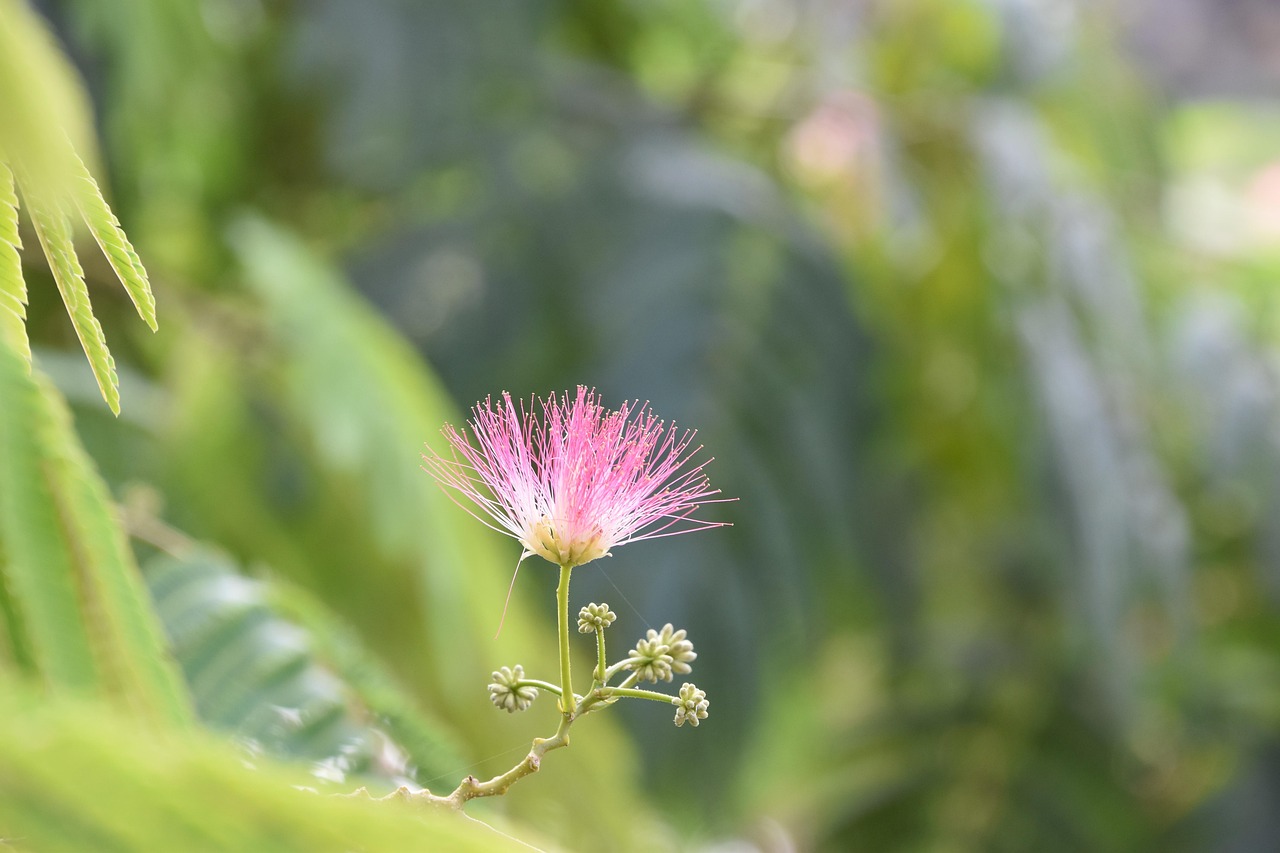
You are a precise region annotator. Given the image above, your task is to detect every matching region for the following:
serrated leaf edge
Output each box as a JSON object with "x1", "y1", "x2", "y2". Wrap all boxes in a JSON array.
[
  {"x1": 70, "y1": 152, "x2": 157, "y2": 332},
  {"x1": 19, "y1": 182, "x2": 120, "y2": 415},
  {"x1": 0, "y1": 163, "x2": 29, "y2": 361}
]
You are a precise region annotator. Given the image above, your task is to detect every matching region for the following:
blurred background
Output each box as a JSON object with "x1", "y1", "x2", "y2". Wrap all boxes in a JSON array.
[{"x1": 11, "y1": 0, "x2": 1280, "y2": 849}]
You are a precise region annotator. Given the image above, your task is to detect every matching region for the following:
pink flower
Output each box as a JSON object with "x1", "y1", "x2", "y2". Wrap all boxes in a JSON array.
[{"x1": 423, "y1": 386, "x2": 728, "y2": 568}]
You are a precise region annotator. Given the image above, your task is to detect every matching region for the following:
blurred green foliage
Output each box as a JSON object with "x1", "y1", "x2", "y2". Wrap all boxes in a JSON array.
[
  {"x1": 0, "y1": 670, "x2": 533, "y2": 851},
  {"x1": 4, "y1": 0, "x2": 1280, "y2": 849}
]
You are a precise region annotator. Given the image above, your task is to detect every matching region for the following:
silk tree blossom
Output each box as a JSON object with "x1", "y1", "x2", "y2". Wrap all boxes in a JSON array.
[
  {"x1": 382, "y1": 387, "x2": 720, "y2": 813},
  {"x1": 422, "y1": 386, "x2": 727, "y2": 569}
]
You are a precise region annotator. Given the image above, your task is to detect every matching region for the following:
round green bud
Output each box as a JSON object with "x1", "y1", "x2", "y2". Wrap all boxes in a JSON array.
[{"x1": 488, "y1": 664, "x2": 538, "y2": 713}]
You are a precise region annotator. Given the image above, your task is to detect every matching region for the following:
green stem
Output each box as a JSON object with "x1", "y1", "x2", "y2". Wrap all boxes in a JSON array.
[
  {"x1": 595, "y1": 627, "x2": 608, "y2": 683},
  {"x1": 603, "y1": 659, "x2": 631, "y2": 682},
  {"x1": 557, "y1": 564, "x2": 576, "y2": 714},
  {"x1": 353, "y1": 674, "x2": 668, "y2": 812},
  {"x1": 593, "y1": 685, "x2": 675, "y2": 704},
  {"x1": 443, "y1": 713, "x2": 574, "y2": 808},
  {"x1": 351, "y1": 565, "x2": 687, "y2": 813},
  {"x1": 514, "y1": 679, "x2": 563, "y2": 695}
]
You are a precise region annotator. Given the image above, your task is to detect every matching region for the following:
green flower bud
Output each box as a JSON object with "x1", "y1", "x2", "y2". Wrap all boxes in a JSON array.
[
  {"x1": 577, "y1": 602, "x2": 617, "y2": 634},
  {"x1": 625, "y1": 637, "x2": 674, "y2": 683},
  {"x1": 647, "y1": 623, "x2": 696, "y2": 676},
  {"x1": 673, "y1": 682, "x2": 709, "y2": 728},
  {"x1": 488, "y1": 665, "x2": 538, "y2": 713}
]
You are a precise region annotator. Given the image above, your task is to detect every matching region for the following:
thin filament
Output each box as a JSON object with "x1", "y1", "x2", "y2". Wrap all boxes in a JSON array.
[{"x1": 494, "y1": 550, "x2": 529, "y2": 639}]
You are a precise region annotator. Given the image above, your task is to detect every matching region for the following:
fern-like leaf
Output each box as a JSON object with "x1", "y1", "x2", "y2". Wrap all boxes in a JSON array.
[
  {"x1": 71, "y1": 152, "x2": 157, "y2": 331},
  {"x1": 0, "y1": 347, "x2": 97, "y2": 691},
  {"x1": 143, "y1": 547, "x2": 467, "y2": 787},
  {"x1": 0, "y1": 163, "x2": 28, "y2": 361},
  {"x1": 21, "y1": 186, "x2": 120, "y2": 415},
  {"x1": 0, "y1": 0, "x2": 155, "y2": 410}
]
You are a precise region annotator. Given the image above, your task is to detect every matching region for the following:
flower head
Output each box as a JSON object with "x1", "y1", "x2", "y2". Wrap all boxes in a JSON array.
[{"x1": 423, "y1": 386, "x2": 726, "y2": 568}]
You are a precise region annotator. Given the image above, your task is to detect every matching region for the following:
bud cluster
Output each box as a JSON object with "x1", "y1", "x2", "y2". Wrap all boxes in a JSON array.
[
  {"x1": 624, "y1": 623, "x2": 697, "y2": 683},
  {"x1": 484, "y1": 618, "x2": 710, "y2": 730},
  {"x1": 673, "y1": 683, "x2": 709, "y2": 727},
  {"x1": 627, "y1": 637, "x2": 675, "y2": 683},
  {"x1": 577, "y1": 602, "x2": 617, "y2": 634},
  {"x1": 488, "y1": 664, "x2": 539, "y2": 713}
]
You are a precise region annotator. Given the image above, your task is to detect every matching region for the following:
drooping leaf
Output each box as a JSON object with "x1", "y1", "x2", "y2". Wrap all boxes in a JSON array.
[
  {"x1": 0, "y1": 0, "x2": 158, "y2": 414},
  {"x1": 0, "y1": 163, "x2": 27, "y2": 361},
  {"x1": 72, "y1": 152, "x2": 157, "y2": 331},
  {"x1": 0, "y1": 343, "x2": 190, "y2": 724},
  {"x1": 143, "y1": 546, "x2": 467, "y2": 788},
  {"x1": 20, "y1": 186, "x2": 120, "y2": 415}
]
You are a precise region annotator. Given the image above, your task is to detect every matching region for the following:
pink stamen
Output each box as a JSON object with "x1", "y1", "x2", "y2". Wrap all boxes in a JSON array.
[{"x1": 422, "y1": 386, "x2": 730, "y2": 571}]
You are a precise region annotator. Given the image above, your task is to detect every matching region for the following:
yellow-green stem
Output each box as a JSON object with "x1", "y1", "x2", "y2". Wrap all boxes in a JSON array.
[
  {"x1": 595, "y1": 627, "x2": 608, "y2": 683},
  {"x1": 595, "y1": 685, "x2": 676, "y2": 704},
  {"x1": 557, "y1": 564, "x2": 576, "y2": 714}
]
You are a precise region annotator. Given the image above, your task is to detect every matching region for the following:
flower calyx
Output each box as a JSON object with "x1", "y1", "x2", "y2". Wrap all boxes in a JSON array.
[
  {"x1": 577, "y1": 602, "x2": 617, "y2": 634},
  {"x1": 673, "y1": 682, "x2": 709, "y2": 727},
  {"x1": 488, "y1": 665, "x2": 538, "y2": 713},
  {"x1": 526, "y1": 516, "x2": 610, "y2": 568}
]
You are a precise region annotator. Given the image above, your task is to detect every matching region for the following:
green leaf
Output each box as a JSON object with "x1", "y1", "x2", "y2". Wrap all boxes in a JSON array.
[
  {"x1": 20, "y1": 185, "x2": 121, "y2": 415},
  {"x1": 0, "y1": 348, "x2": 99, "y2": 692},
  {"x1": 71, "y1": 151, "x2": 157, "y2": 331},
  {"x1": 0, "y1": 344, "x2": 191, "y2": 725},
  {"x1": 0, "y1": 0, "x2": 155, "y2": 415},
  {"x1": 0, "y1": 162, "x2": 27, "y2": 361},
  {"x1": 143, "y1": 546, "x2": 468, "y2": 787},
  {"x1": 0, "y1": 673, "x2": 536, "y2": 851}
]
